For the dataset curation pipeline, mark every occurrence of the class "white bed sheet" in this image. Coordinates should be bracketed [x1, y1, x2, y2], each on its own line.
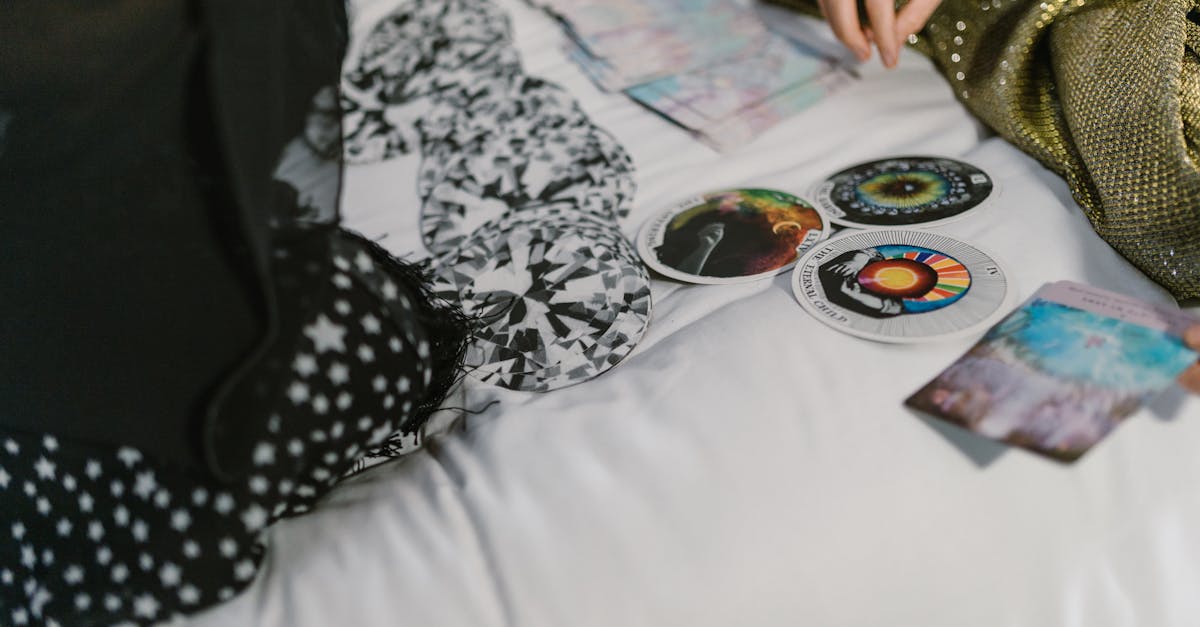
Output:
[189, 1, 1200, 625]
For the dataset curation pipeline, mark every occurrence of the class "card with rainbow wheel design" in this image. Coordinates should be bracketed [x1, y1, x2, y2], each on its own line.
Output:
[791, 229, 1015, 343]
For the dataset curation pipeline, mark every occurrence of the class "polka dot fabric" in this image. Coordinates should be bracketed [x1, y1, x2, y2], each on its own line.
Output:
[0, 232, 438, 626]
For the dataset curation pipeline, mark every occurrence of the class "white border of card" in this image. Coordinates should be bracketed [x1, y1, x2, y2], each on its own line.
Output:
[808, 155, 1000, 230]
[791, 229, 1017, 343]
[905, 281, 1200, 462]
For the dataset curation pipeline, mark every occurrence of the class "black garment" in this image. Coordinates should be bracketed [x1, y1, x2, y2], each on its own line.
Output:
[0, 0, 347, 476]
[0, 1, 472, 624]
[0, 231, 439, 625]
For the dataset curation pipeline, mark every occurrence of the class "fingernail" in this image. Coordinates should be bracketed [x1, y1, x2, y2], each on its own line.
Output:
[856, 46, 870, 61]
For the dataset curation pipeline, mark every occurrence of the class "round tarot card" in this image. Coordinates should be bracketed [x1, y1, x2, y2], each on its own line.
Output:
[791, 229, 1015, 343]
[341, 0, 519, 162]
[429, 215, 651, 391]
[419, 121, 635, 255]
[812, 156, 995, 228]
[637, 188, 827, 284]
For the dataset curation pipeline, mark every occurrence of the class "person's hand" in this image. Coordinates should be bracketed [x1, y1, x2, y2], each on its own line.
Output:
[697, 223, 725, 247]
[827, 250, 875, 277]
[818, 0, 943, 68]
[1179, 325, 1200, 394]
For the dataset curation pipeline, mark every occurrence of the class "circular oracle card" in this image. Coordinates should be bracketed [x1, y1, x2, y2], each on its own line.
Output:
[637, 188, 828, 284]
[419, 121, 635, 255]
[349, 0, 513, 104]
[417, 75, 592, 155]
[342, 51, 524, 163]
[429, 215, 651, 392]
[812, 156, 995, 228]
[341, 0, 519, 162]
[791, 229, 1015, 343]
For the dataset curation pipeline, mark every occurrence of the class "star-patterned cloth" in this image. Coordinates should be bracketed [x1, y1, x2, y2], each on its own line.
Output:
[0, 232, 462, 625]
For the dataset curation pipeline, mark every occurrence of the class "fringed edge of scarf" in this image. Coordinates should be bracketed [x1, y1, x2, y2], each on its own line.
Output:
[345, 235, 482, 469]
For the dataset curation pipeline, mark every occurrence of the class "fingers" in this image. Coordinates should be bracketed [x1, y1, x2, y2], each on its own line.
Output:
[1180, 365, 1200, 394]
[823, 0, 872, 61]
[895, 0, 943, 42]
[1186, 325, 1200, 350]
[864, 0, 900, 67]
[825, 0, 939, 68]
[1179, 326, 1200, 394]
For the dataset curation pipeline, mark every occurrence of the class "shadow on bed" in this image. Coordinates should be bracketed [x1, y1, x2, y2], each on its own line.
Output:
[904, 407, 1007, 468]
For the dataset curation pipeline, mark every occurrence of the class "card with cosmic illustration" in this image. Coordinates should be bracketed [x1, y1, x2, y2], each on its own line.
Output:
[546, 0, 739, 39]
[639, 188, 827, 284]
[906, 281, 1199, 462]
[813, 156, 995, 228]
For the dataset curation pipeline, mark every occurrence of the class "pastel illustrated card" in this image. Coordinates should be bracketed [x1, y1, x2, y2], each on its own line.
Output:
[554, 0, 737, 39]
[906, 281, 1198, 462]
[567, 4, 767, 90]
[625, 34, 850, 149]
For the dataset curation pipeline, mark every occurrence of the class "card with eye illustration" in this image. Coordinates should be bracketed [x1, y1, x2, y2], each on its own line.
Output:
[812, 156, 996, 229]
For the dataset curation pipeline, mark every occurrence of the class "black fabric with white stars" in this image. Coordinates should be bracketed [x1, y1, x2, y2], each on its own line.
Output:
[0, 231, 436, 626]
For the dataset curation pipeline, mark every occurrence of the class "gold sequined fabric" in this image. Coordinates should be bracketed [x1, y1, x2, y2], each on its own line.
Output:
[772, 0, 1200, 300]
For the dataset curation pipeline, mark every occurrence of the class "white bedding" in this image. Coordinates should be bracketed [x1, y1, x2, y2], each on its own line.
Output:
[190, 1, 1200, 625]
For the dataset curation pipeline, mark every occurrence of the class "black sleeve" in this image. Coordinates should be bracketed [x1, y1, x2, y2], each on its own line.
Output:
[0, 0, 348, 474]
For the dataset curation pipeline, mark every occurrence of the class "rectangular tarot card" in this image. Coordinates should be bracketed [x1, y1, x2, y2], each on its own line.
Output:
[552, 0, 739, 39]
[905, 281, 1198, 462]
[566, 3, 767, 91]
[625, 33, 850, 149]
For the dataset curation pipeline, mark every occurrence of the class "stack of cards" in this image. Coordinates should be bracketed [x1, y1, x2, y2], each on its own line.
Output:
[344, 0, 651, 392]
[906, 281, 1199, 461]
[626, 35, 851, 151]
[536, 0, 765, 90]
[527, 0, 852, 150]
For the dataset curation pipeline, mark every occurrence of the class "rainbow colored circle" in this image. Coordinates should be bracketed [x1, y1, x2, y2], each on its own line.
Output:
[856, 171, 950, 209]
[857, 246, 972, 312]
